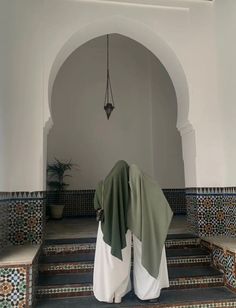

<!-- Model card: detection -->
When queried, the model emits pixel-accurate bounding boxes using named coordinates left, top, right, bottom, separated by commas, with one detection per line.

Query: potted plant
left=47, top=158, right=74, bottom=219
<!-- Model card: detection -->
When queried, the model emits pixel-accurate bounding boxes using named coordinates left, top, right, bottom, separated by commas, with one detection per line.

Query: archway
left=43, top=16, right=195, bottom=190
left=44, top=31, right=191, bottom=238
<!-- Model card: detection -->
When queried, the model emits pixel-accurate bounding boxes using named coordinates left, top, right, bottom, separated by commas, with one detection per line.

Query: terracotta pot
left=50, top=204, right=65, bottom=219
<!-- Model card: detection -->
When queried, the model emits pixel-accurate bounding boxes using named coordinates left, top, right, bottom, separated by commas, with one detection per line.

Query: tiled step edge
left=167, top=255, right=211, bottom=266
left=42, top=243, right=95, bottom=255
left=42, top=238, right=201, bottom=256
left=165, top=238, right=200, bottom=248
left=39, top=262, right=94, bottom=274
left=36, top=284, right=93, bottom=298
left=169, top=275, right=224, bottom=289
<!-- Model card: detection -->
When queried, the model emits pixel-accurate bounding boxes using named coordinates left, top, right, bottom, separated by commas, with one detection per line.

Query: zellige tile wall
left=46, top=189, right=187, bottom=216
left=186, top=187, right=236, bottom=237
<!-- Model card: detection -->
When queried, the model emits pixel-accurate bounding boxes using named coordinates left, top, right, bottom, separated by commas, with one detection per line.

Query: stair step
left=44, top=234, right=197, bottom=245
left=39, top=249, right=211, bottom=274
left=40, top=252, right=95, bottom=263
left=42, top=243, right=96, bottom=256
left=40, top=262, right=94, bottom=274
left=40, top=246, right=210, bottom=266
left=38, top=265, right=223, bottom=285
left=44, top=238, right=96, bottom=245
left=37, top=265, right=223, bottom=298
left=42, top=237, right=200, bottom=257
left=36, top=287, right=236, bottom=307
left=37, top=270, right=224, bottom=299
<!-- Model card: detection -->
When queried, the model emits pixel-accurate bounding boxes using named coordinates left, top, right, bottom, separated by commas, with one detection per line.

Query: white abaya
left=93, top=224, right=169, bottom=303
left=93, top=222, right=132, bottom=303
left=132, top=235, right=169, bottom=300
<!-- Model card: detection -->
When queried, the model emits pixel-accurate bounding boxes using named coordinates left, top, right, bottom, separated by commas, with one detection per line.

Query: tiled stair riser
left=42, top=238, right=200, bottom=256
left=165, top=238, right=200, bottom=249
left=42, top=243, right=95, bottom=256
left=36, top=285, right=93, bottom=298
left=167, top=256, right=211, bottom=267
left=186, top=188, right=236, bottom=237
left=201, top=240, right=236, bottom=291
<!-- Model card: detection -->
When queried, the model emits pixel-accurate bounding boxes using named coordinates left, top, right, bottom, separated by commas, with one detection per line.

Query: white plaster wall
left=0, top=1, right=8, bottom=189
left=215, top=0, right=236, bottom=187
left=0, top=1, right=44, bottom=191
left=0, top=0, right=228, bottom=191
left=150, top=55, right=185, bottom=188
left=48, top=34, right=184, bottom=189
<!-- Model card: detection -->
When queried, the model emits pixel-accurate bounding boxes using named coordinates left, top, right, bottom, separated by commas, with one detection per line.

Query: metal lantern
left=104, top=35, right=115, bottom=119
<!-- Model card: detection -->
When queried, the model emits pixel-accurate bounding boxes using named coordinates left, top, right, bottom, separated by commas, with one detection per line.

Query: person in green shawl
left=93, top=161, right=173, bottom=303
left=128, top=164, right=173, bottom=300
left=93, top=160, right=132, bottom=303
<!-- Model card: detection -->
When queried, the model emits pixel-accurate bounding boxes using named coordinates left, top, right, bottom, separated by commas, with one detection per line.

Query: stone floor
left=45, top=215, right=190, bottom=239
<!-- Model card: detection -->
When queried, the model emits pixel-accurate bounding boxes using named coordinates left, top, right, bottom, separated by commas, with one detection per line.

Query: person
left=93, top=161, right=173, bottom=303
left=93, top=160, right=132, bottom=303
left=128, top=164, right=173, bottom=301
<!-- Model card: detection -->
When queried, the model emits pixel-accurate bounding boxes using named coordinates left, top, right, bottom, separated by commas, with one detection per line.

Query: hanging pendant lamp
left=104, top=34, right=115, bottom=119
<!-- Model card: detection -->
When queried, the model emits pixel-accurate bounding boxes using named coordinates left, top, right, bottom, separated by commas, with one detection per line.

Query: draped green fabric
left=94, top=160, right=130, bottom=260
left=127, top=164, right=173, bottom=278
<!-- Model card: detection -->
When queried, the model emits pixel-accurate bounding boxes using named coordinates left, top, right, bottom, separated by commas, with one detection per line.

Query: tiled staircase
left=36, top=234, right=236, bottom=307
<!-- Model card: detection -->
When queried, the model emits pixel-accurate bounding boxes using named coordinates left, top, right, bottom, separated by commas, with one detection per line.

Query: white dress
left=132, top=234, right=169, bottom=300
left=93, top=222, right=132, bottom=303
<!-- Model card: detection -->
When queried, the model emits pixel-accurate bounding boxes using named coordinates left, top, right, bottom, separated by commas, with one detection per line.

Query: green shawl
left=94, top=160, right=130, bottom=260
left=128, top=164, right=173, bottom=278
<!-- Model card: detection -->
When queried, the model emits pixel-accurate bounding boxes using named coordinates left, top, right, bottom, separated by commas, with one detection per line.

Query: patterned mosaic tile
left=0, top=193, right=10, bottom=250
left=186, top=194, right=198, bottom=234
left=0, top=249, right=40, bottom=308
left=169, top=276, right=224, bottom=288
left=167, top=256, right=211, bottom=266
left=39, top=262, right=94, bottom=274
left=47, top=190, right=96, bottom=217
left=36, top=284, right=93, bottom=298
left=8, top=192, right=46, bottom=245
left=186, top=187, right=236, bottom=238
left=31, top=251, right=40, bottom=307
left=163, top=189, right=187, bottom=214
left=0, top=265, right=28, bottom=308
left=43, top=243, right=96, bottom=255
left=201, top=240, right=236, bottom=291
